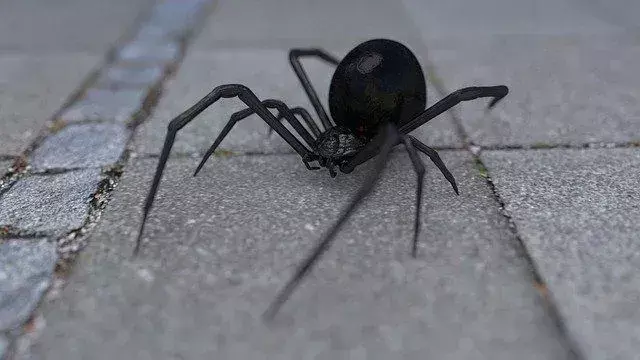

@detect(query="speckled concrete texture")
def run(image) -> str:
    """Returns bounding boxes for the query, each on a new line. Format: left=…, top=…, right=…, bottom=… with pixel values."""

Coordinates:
left=30, top=153, right=571, bottom=360
left=482, top=148, right=640, bottom=360
left=0, top=54, right=100, bottom=156
left=30, top=123, right=130, bottom=171
left=425, top=35, right=640, bottom=147
left=0, top=239, right=57, bottom=332
left=0, top=169, right=102, bottom=235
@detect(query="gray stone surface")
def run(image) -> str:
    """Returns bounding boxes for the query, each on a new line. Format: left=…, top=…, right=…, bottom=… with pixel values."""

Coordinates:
left=0, top=0, right=154, bottom=54
left=0, top=161, right=12, bottom=176
left=193, top=0, right=424, bottom=49
left=134, top=48, right=462, bottom=156
left=0, top=335, right=7, bottom=360
left=0, top=239, right=57, bottom=332
left=425, top=35, right=640, bottom=147
left=30, top=123, right=130, bottom=171
left=0, top=169, right=102, bottom=235
left=401, top=0, right=621, bottom=41
left=31, top=153, right=570, bottom=359
left=133, top=0, right=210, bottom=42
left=116, top=40, right=181, bottom=64
left=60, top=88, right=147, bottom=124
left=96, top=64, right=164, bottom=89
left=481, top=148, right=640, bottom=360
left=0, top=54, right=100, bottom=156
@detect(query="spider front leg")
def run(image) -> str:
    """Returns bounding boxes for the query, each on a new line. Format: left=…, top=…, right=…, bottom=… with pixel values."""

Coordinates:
left=398, top=85, right=509, bottom=134
left=194, top=99, right=320, bottom=176
left=133, top=84, right=317, bottom=255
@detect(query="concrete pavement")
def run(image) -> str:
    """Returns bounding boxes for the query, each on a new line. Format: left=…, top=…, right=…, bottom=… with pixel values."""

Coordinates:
left=1, top=0, right=639, bottom=359
left=0, top=0, right=212, bottom=357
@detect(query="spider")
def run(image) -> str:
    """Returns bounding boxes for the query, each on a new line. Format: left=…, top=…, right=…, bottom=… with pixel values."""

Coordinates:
left=134, top=38, right=508, bottom=320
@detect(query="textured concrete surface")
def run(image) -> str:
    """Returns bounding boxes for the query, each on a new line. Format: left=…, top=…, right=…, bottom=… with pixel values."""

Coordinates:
left=134, top=48, right=462, bottom=156
left=117, top=40, right=181, bottom=64
left=60, top=88, right=148, bottom=124
left=29, top=123, right=130, bottom=171
left=5, top=0, right=639, bottom=358
left=0, top=239, right=57, bottom=332
left=0, top=161, right=12, bottom=176
left=31, top=153, right=570, bottom=359
left=424, top=35, right=640, bottom=147
left=481, top=148, right=640, bottom=360
left=401, top=0, right=622, bottom=41
left=0, top=54, right=100, bottom=156
left=0, top=170, right=101, bottom=235
left=96, top=64, right=165, bottom=89
left=0, top=335, right=7, bottom=359
left=0, top=0, right=154, bottom=54
left=193, top=0, right=424, bottom=49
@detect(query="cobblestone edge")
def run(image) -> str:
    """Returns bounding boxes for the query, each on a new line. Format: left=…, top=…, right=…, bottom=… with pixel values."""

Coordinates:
left=0, top=1, right=217, bottom=358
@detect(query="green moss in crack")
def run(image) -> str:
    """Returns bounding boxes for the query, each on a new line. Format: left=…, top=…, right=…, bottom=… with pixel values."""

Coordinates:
left=474, top=158, right=489, bottom=179
left=530, top=142, right=554, bottom=149
left=214, top=149, right=236, bottom=157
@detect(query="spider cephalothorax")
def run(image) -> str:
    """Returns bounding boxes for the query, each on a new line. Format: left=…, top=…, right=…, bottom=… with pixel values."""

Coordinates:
left=134, top=38, right=509, bottom=320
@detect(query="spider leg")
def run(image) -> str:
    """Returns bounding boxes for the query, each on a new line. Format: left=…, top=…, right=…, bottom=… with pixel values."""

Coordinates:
left=228, top=102, right=319, bottom=140
left=398, top=85, right=509, bottom=134
left=194, top=99, right=319, bottom=177
left=401, top=135, right=426, bottom=258
left=133, top=84, right=316, bottom=256
left=408, top=136, right=458, bottom=195
left=289, top=48, right=341, bottom=131
left=263, top=123, right=399, bottom=321
left=267, top=107, right=321, bottom=138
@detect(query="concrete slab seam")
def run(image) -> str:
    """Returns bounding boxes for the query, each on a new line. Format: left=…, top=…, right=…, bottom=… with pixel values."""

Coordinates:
left=424, top=50, right=586, bottom=360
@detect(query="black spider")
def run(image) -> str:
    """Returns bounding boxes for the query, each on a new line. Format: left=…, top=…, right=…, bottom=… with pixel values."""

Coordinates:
left=134, top=38, right=508, bottom=320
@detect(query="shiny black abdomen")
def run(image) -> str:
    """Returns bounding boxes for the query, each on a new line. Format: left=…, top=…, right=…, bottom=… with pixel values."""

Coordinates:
left=328, top=39, right=426, bottom=137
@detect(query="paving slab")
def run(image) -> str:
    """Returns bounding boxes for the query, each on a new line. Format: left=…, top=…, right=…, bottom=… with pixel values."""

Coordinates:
left=95, top=63, right=165, bottom=90
left=29, top=123, right=130, bottom=172
left=0, top=53, right=100, bottom=156
left=481, top=148, right=640, bottom=360
left=0, top=239, right=57, bottom=332
left=116, top=40, right=182, bottom=64
left=0, top=169, right=102, bottom=235
left=401, top=0, right=621, bottom=41
left=134, top=48, right=462, bottom=156
left=424, top=35, right=640, bottom=147
left=0, top=0, right=154, bottom=54
left=193, top=0, right=423, bottom=49
left=0, top=161, right=12, bottom=176
left=60, top=88, right=148, bottom=124
left=31, top=153, right=570, bottom=359
left=0, top=335, right=7, bottom=359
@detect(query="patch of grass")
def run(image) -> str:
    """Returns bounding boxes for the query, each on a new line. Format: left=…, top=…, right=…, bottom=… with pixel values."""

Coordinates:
left=530, top=142, right=554, bottom=149
left=474, top=157, right=489, bottom=179
left=49, top=118, right=67, bottom=133
left=214, top=149, right=236, bottom=157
